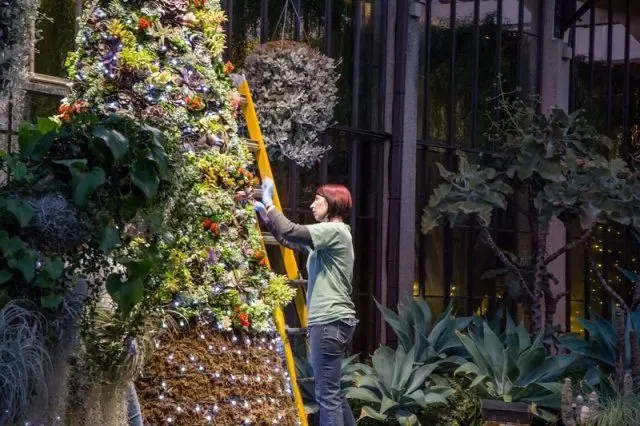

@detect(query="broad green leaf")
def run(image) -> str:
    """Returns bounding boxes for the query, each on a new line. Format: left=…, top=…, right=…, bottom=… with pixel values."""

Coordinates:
left=456, top=331, right=491, bottom=374
left=0, top=270, right=13, bottom=285
left=70, top=167, right=106, bottom=206
left=100, top=227, right=121, bottom=253
left=406, top=362, right=439, bottom=395
left=394, top=346, right=415, bottom=391
left=395, top=410, right=419, bottom=426
left=106, top=274, right=144, bottom=314
left=44, top=258, right=64, bottom=280
left=380, top=396, right=399, bottom=414
left=376, top=300, right=412, bottom=350
left=5, top=198, right=34, bottom=227
left=469, top=374, right=488, bottom=388
left=358, top=406, right=388, bottom=422
left=2, top=236, right=24, bottom=257
left=40, top=294, right=62, bottom=309
left=345, top=387, right=380, bottom=404
left=7, top=250, right=37, bottom=282
left=53, top=158, right=88, bottom=170
left=93, top=126, right=129, bottom=161
left=454, top=362, right=482, bottom=377
left=617, top=266, right=640, bottom=283
left=423, top=392, right=448, bottom=405
left=132, top=160, right=159, bottom=199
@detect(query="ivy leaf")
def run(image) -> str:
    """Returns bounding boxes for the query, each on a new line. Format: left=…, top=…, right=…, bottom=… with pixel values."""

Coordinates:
left=7, top=250, right=37, bottom=282
left=40, top=294, right=62, bottom=309
left=5, top=198, right=35, bottom=227
left=93, top=126, right=129, bottom=161
left=100, top=226, right=121, bottom=253
left=70, top=167, right=106, bottom=206
left=2, top=236, right=24, bottom=257
left=0, top=270, right=13, bottom=285
left=45, top=258, right=64, bottom=280
left=132, top=160, right=159, bottom=199
left=106, top=274, right=144, bottom=315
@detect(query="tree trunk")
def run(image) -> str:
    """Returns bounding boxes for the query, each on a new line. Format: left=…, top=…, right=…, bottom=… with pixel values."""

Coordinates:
left=532, top=226, right=548, bottom=334
left=631, top=330, right=640, bottom=388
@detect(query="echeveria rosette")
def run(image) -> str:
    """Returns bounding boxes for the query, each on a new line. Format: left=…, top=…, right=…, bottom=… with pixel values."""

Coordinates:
left=61, top=0, right=238, bottom=153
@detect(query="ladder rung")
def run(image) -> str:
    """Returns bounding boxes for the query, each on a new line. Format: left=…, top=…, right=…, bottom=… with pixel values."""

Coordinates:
left=252, top=185, right=263, bottom=199
left=289, top=279, right=307, bottom=288
left=244, top=139, right=260, bottom=153
left=286, top=327, right=308, bottom=337
left=262, top=232, right=278, bottom=245
left=297, top=377, right=314, bottom=384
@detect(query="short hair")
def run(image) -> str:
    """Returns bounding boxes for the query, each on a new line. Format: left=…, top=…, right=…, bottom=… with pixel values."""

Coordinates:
left=316, top=184, right=352, bottom=219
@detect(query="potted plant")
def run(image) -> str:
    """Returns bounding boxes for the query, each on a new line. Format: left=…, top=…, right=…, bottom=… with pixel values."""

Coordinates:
left=346, top=345, right=453, bottom=425
left=454, top=319, right=575, bottom=424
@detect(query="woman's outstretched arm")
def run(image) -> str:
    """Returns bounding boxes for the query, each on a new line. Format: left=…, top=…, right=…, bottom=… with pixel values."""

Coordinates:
left=253, top=201, right=312, bottom=253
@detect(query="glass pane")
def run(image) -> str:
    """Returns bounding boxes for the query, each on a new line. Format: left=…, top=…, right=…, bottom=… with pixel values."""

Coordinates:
left=26, top=92, right=62, bottom=121
left=34, top=0, right=77, bottom=77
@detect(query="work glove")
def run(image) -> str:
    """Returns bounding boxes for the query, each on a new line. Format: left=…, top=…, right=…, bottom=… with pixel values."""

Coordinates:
left=261, top=177, right=275, bottom=208
left=253, top=200, right=269, bottom=222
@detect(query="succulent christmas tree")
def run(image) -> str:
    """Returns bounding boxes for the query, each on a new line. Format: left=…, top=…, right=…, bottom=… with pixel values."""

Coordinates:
left=0, top=0, right=298, bottom=423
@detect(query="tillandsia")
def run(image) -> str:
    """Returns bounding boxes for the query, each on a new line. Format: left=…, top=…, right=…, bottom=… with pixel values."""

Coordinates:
left=244, top=40, right=339, bottom=167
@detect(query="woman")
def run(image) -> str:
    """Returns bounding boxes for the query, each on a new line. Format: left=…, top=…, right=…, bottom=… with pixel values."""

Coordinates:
left=253, top=178, right=357, bottom=426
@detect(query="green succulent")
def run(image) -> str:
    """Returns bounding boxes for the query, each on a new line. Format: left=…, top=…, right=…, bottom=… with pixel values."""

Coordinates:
left=455, top=320, right=575, bottom=420
left=346, top=345, right=452, bottom=425
left=558, top=308, right=640, bottom=382
left=376, top=298, right=471, bottom=368
left=295, top=353, right=360, bottom=415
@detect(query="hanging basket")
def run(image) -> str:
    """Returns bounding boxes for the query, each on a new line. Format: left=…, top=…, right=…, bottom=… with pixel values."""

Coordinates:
left=243, top=40, right=339, bottom=168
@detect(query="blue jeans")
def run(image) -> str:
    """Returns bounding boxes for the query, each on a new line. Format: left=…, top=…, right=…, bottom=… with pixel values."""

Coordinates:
left=309, top=318, right=357, bottom=426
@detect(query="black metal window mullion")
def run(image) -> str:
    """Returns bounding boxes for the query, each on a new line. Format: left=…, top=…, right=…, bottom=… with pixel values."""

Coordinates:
left=622, top=0, right=631, bottom=160
left=349, top=0, right=362, bottom=236
left=588, top=2, right=595, bottom=97
left=515, top=0, right=524, bottom=91
left=320, top=0, right=332, bottom=185
left=260, top=0, right=269, bottom=44
left=605, top=0, right=613, bottom=134
left=492, top=0, right=503, bottom=131
left=471, top=0, right=480, bottom=148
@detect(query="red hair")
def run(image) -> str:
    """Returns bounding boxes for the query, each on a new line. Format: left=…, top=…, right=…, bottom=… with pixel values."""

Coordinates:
left=316, top=184, right=352, bottom=219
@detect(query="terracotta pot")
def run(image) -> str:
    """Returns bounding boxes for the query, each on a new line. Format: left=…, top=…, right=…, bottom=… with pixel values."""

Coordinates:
left=481, top=399, right=533, bottom=426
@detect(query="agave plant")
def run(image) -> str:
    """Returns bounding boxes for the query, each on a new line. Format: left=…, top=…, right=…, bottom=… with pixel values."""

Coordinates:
left=346, top=345, right=452, bottom=425
left=294, top=353, right=361, bottom=415
left=455, top=320, right=575, bottom=420
left=375, top=298, right=471, bottom=367
left=557, top=308, right=640, bottom=384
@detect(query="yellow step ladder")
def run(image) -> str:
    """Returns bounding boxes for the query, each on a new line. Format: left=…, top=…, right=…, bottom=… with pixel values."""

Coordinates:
left=236, top=76, right=309, bottom=426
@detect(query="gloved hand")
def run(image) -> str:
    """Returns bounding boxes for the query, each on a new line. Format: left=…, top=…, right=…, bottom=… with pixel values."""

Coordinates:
left=261, top=177, right=275, bottom=207
left=253, top=200, right=269, bottom=222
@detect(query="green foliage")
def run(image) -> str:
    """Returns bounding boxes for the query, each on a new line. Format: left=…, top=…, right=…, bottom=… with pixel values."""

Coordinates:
left=0, top=301, right=50, bottom=424
left=558, top=309, right=640, bottom=380
left=295, top=353, right=360, bottom=415
left=419, top=380, right=483, bottom=426
left=0, top=230, right=67, bottom=310
left=346, top=346, right=453, bottom=425
left=375, top=298, right=471, bottom=367
left=422, top=154, right=513, bottom=233
left=589, top=394, right=640, bottom=426
left=454, top=319, right=574, bottom=414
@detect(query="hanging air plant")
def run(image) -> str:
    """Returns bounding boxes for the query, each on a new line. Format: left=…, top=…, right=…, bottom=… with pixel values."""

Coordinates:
left=244, top=40, right=340, bottom=168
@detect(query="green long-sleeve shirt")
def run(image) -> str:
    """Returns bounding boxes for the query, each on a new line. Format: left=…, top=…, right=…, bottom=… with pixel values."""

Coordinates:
left=266, top=210, right=356, bottom=325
